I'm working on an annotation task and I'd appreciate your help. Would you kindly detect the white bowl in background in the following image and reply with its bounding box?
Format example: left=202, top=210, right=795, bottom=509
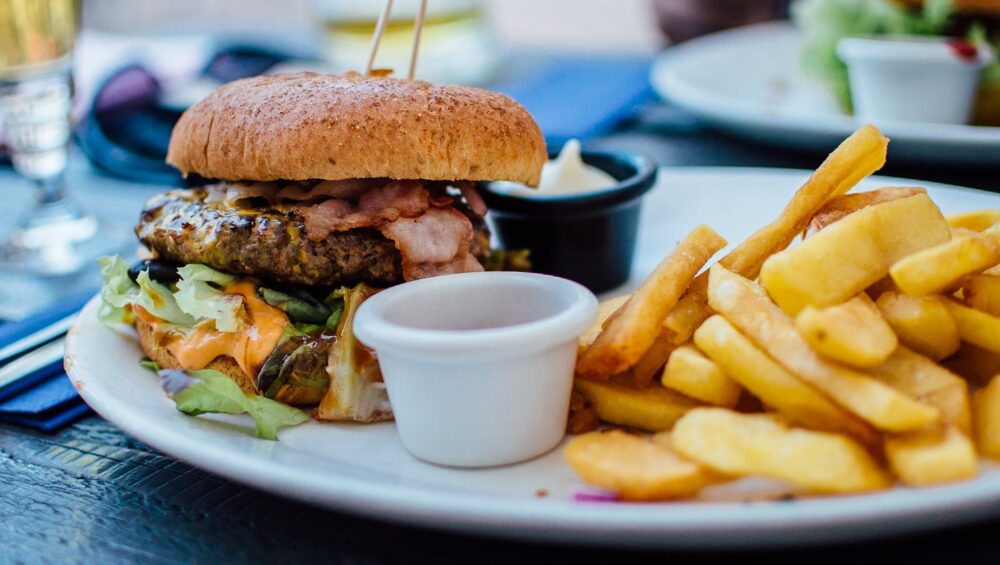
left=353, top=271, right=598, bottom=468
left=837, top=36, right=994, bottom=125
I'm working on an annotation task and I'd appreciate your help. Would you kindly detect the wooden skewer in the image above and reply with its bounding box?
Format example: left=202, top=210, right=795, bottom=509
left=365, top=0, right=396, bottom=76
left=408, top=0, right=429, bottom=79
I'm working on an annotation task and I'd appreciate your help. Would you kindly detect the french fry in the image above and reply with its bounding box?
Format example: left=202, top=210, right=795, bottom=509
left=576, top=225, right=726, bottom=380
left=564, top=430, right=718, bottom=500
left=885, top=426, right=978, bottom=486
left=574, top=379, right=701, bottom=432
left=973, top=375, right=1000, bottom=459
left=579, top=295, right=630, bottom=351
left=661, top=344, right=742, bottom=407
left=626, top=332, right=676, bottom=387
left=759, top=193, right=951, bottom=314
left=872, top=347, right=972, bottom=435
left=662, top=125, right=890, bottom=343
left=663, top=287, right=713, bottom=346
left=946, top=209, right=1000, bottom=232
left=875, top=291, right=960, bottom=361
left=944, top=299, right=1000, bottom=354
left=693, top=315, right=880, bottom=447
left=720, top=124, right=889, bottom=277
left=708, top=265, right=940, bottom=432
left=964, top=274, right=1000, bottom=317
left=673, top=408, right=890, bottom=494
left=951, top=226, right=979, bottom=239
left=794, top=294, right=897, bottom=369
left=889, top=226, right=1000, bottom=296
left=804, top=187, right=924, bottom=237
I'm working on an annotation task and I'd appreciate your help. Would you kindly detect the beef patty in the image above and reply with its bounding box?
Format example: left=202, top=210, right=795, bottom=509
left=136, top=188, right=490, bottom=287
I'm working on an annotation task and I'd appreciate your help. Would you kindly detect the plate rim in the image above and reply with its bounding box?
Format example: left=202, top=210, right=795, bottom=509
left=65, top=167, right=1000, bottom=549
left=650, top=22, right=1000, bottom=148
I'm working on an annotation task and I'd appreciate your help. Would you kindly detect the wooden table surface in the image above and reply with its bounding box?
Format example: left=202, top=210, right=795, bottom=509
left=2, top=103, right=999, bottom=564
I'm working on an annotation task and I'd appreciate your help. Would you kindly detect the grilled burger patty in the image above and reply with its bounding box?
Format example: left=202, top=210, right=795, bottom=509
left=137, top=187, right=489, bottom=287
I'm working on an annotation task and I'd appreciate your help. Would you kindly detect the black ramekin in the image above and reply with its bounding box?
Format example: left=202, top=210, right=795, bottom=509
left=482, top=149, right=658, bottom=293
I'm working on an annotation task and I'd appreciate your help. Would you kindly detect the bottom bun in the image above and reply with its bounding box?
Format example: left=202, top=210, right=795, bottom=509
left=135, top=317, right=324, bottom=406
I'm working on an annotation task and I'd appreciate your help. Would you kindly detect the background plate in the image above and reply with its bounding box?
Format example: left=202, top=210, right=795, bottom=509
left=66, top=168, right=1000, bottom=549
left=650, top=22, right=1000, bottom=168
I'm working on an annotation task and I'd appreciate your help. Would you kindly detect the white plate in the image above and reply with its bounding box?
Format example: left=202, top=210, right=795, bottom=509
left=650, top=22, right=1000, bottom=168
left=66, top=168, right=1000, bottom=549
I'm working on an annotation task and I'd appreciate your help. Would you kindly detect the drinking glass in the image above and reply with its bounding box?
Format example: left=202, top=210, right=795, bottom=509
left=312, top=0, right=498, bottom=85
left=0, top=0, right=116, bottom=275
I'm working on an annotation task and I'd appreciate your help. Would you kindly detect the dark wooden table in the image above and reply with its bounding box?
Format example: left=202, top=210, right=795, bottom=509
left=2, top=106, right=999, bottom=564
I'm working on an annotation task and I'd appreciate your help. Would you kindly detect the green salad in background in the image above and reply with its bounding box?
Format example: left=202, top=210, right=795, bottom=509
left=791, top=0, right=1000, bottom=125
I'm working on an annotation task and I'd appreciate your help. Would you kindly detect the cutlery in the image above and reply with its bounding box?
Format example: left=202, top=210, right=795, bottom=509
left=0, top=313, right=75, bottom=368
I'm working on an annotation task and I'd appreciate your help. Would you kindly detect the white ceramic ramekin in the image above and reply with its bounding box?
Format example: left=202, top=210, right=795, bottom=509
left=837, top=37, right=994, bottom=125
left=352, top=271, right=598, bottom=468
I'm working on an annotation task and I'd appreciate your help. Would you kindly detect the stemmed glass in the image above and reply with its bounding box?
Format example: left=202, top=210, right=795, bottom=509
left=0, top=0, right=116, bottom=275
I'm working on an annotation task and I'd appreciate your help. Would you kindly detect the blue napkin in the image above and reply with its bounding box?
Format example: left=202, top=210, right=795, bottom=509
left=0, top=362, right=92, bottom=431
left=0, top=289, right=97, bottom=431
left=0, top=357, right=65, bottom=404
left=493, top=56, right=654, bottom=148
left=0, top=399, right=91, bottom=432
left=0, top=370, right=81, bottom=415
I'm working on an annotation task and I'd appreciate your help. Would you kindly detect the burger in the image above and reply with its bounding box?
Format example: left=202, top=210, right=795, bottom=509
left=793, top=0, right=1000, bottom=125
left=99, top=72, right=546, bottom=423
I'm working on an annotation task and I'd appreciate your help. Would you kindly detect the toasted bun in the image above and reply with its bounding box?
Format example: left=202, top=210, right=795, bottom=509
left=167, top=72, right=547, bottom=186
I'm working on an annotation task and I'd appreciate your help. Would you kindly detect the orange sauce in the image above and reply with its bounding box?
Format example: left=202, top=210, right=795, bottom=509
left=159, top=281, right=288, bottom=379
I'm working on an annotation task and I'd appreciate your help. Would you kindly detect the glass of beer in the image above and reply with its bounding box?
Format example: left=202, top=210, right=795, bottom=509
left=313, top=0, right=498, bottom=85
left=0, top=0, right=115, bottom=275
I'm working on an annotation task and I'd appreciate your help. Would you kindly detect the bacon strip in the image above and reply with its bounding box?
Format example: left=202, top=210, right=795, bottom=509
left=381, top=207, right=484, bottom=280
left=459, top=184, right=488, bottom=217
left=297, top=181, right=431, bottom=241
left=271, top=179, right=484, bottom=281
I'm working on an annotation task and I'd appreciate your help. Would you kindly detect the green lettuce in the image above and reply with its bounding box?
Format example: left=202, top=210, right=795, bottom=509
left=98, top=256, right=194, bottom=326
left=135, top=271, right=195, bottom=326
left=969, top=23, right=1000, bottom=89
left=160, top=368, right=309, bottom=440
left=791, top=0, right=955, bottom=110
left=98, top=256, right=139, bottom=324
left=174, top=264, right=243, bottom=332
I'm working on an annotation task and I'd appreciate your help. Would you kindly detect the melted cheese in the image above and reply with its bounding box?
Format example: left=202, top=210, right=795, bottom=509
left=165, top=281, right=288, bottom=381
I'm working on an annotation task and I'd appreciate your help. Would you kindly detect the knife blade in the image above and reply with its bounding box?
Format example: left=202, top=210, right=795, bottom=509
left=0, top=338, right=66, bottom=393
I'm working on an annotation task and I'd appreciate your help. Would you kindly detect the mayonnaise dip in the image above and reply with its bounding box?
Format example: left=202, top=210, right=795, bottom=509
left=490, top=139, right=617, bottom=197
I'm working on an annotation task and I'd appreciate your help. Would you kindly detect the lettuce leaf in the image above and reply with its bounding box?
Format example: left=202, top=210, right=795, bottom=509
left=969, top=23, right=1000, bottom=89
left=314, top=283, right=392, bottom=422
left=135, top=270, right=196, bottom=326
left=792, top=0, right=955, bottom=110
left=98, top=256, right=139, bottom=324
left=174, top=264, right=243, bottom=332
left=98, top=255, right=194, bottom=326
left=160, top=368, right=309, bottom=440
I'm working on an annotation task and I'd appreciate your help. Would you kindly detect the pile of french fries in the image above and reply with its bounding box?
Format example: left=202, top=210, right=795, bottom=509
left=565, top=125, right=1000, bottom=501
